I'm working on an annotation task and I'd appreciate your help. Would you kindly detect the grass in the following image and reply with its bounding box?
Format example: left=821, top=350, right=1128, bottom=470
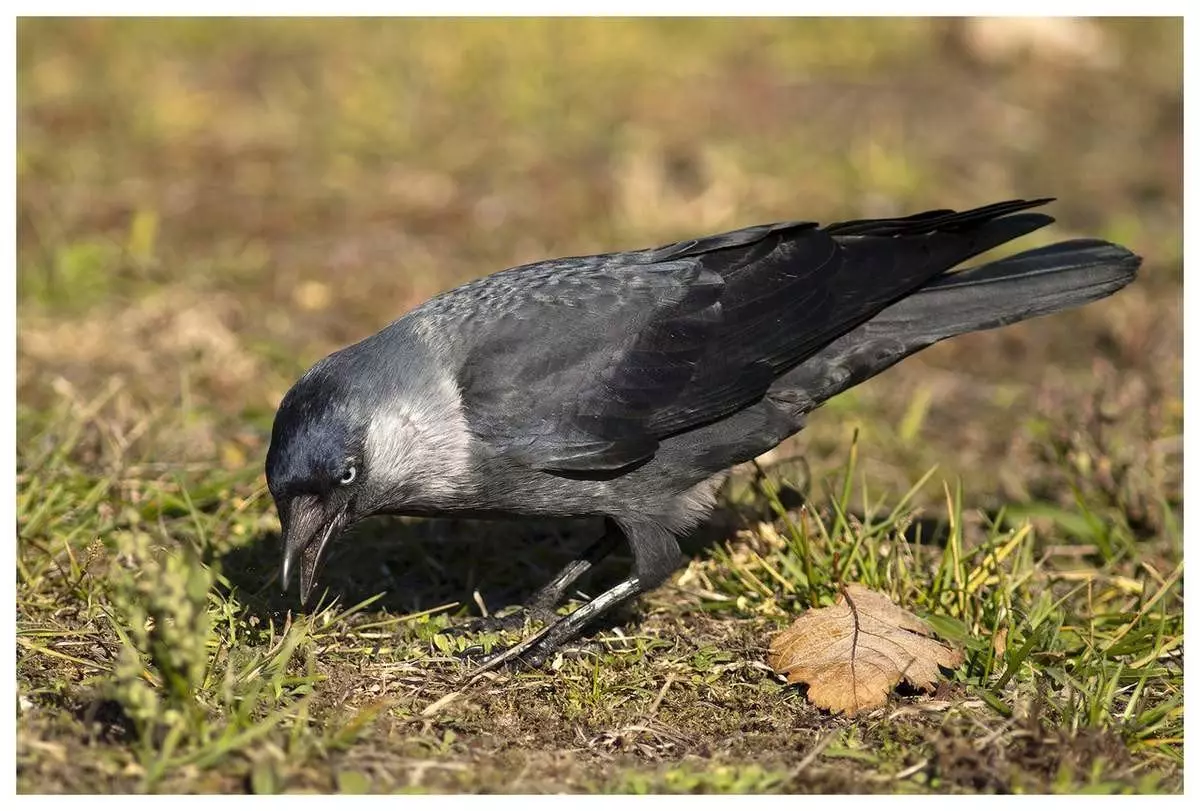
left=16, top=17, right=1182, bottom=794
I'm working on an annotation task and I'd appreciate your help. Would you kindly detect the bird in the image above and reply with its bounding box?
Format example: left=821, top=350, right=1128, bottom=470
left=265, top=197, right=1139, bottom=671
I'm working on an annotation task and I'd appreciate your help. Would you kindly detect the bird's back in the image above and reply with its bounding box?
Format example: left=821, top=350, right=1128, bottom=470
left=396, top=199, right=1056, bottom=478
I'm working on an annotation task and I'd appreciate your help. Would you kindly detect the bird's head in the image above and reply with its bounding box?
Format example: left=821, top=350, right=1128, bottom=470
left=265, top=332, right=473, bottom=606
left=265, top=361, right=372, bottom=605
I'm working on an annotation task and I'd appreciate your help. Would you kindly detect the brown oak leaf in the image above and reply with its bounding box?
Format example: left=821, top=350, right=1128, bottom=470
left=767, top=584, right=964, bottom=716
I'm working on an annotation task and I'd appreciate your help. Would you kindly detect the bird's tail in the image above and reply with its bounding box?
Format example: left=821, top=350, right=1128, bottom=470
left=775, top=239, right=1142, bottom=409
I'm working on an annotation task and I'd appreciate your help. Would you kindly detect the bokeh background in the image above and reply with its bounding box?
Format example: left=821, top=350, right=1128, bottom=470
left=15, top=17, right=1183, bottom=794
left=17, top=17, right=1181, bottom=508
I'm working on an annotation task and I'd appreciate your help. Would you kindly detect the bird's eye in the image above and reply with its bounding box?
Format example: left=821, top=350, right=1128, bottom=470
left=339, top=465, right=357, bottom=486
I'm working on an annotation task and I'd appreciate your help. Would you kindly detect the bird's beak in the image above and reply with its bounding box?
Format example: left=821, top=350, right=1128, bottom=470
left=279, top=495, right=348, bottom=605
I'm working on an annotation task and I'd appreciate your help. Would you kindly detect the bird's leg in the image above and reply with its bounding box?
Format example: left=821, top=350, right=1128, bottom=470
left=463, top=577, right=644, bottom=674
left=523, top=518, right=624, bottom=617
left=443, top=519, right=623, bottom=636
left=463, top=519, right=681, bottom=674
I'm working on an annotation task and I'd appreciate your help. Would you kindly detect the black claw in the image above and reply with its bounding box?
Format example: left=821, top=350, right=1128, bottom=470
left=439, top=614, right=523, bottom=638
left=449, top=637, right=547, bottom=673
left=440, top=606, right=558, bottom=639
left=521, top=648, right=549, bottom=669
left=458, top=635, right=603, bottom=674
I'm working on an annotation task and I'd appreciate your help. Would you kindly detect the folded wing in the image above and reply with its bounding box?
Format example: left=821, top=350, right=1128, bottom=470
left=460, top=199, right=1054, bottom=474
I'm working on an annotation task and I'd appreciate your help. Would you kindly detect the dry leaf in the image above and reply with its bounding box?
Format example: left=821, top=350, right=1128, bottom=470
left=768, top=584, right=964, bottom=716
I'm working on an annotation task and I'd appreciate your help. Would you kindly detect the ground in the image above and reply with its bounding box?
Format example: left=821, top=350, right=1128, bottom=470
left=16, top=18, right=1182, bottom=794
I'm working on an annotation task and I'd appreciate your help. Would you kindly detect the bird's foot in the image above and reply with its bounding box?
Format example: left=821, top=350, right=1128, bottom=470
left=457, top=633, right=566, bottom=673
left=456, top=637, right=553, bottom=672
left=455, top=622, right=606, bottom=677
left=440, top=605, right=555, bottom=638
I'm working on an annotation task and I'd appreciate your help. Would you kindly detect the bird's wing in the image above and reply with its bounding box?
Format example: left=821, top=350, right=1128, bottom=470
left=457, top=253, right=728, bottom=472
left=459, top=199, right=1053, bottom=474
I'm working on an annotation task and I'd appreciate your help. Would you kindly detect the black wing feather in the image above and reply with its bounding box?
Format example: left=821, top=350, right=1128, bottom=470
left=459, top=200, right=1055, bottom=474
left=459, top=259, right=723, bottom=471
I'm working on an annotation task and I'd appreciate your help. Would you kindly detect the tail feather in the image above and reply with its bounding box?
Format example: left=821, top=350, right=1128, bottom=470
left=877, top=239, right=1140, bottom=334
left=823, top=197, right=1055, bottom=236
left=772, top=239, right=1141, bottom=410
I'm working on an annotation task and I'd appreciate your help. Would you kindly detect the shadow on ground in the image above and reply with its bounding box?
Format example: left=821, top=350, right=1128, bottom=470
left=215, top=466, right=956, bottom=632
left=215, top=468, right=821, bottom=621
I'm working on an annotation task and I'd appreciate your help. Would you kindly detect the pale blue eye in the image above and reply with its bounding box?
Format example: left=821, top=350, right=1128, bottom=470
left=339, top=466, right=357, bottom=485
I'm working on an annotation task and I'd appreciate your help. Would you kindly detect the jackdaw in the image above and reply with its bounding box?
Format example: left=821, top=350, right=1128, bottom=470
left=265, top=198, right=1139, bottom=670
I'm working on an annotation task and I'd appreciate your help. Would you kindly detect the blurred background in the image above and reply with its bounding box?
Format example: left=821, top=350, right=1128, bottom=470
left=17, top=17, right=1182, bottom=515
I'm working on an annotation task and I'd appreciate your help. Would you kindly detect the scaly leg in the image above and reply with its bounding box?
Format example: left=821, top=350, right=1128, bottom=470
left=443, top=519, right=623, bottom=635
left=463, top=518, right=681, bottom=673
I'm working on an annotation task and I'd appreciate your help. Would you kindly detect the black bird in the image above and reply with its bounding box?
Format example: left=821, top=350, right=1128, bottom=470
left=266, top=198, right=1139, bottom=669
